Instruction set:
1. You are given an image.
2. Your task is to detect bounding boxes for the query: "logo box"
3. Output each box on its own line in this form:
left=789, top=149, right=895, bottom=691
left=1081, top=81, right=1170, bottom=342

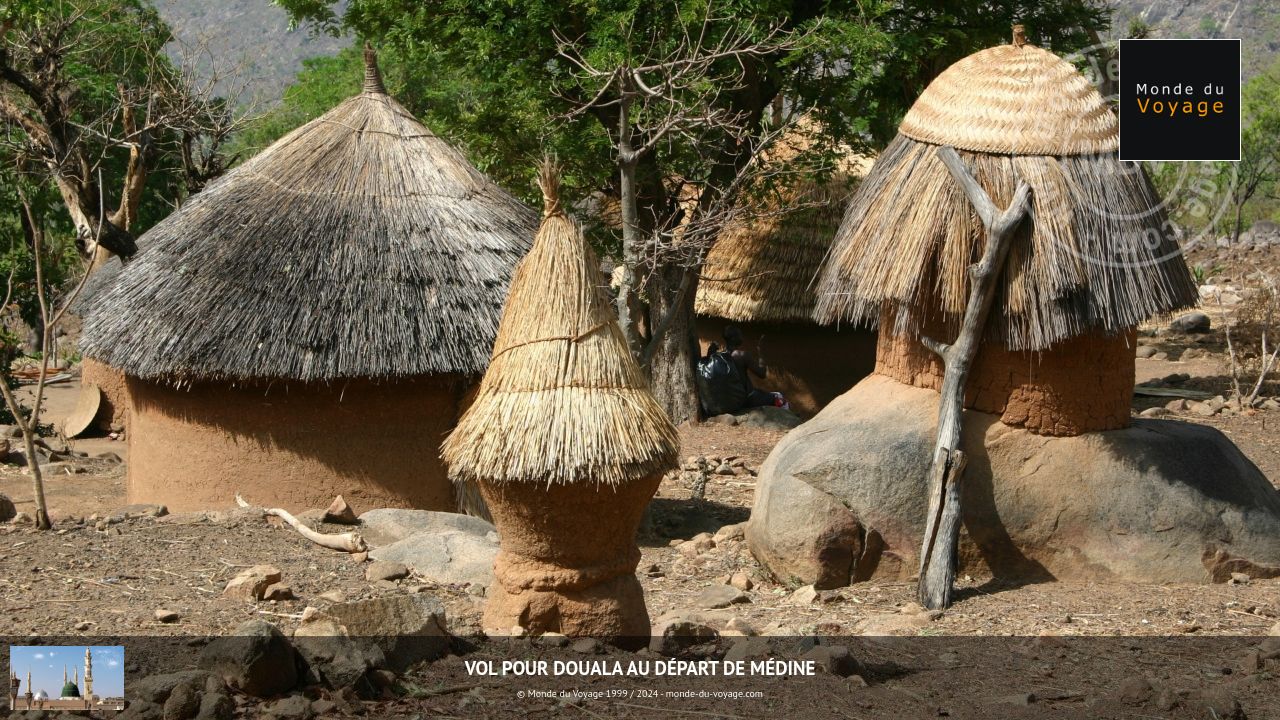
left=1118, top=38, right=1241, bottom=162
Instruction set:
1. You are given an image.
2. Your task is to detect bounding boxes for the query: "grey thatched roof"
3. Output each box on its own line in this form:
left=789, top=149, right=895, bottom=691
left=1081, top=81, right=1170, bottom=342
left=80, top=50, right=537, bottom=383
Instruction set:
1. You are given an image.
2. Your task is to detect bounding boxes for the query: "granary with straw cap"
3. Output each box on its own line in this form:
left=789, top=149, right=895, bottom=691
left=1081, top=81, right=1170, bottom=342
left=76, top=46, right=536, bottom=513
left=443, top=162, right=678, bottom=645
left=695, top=124, right=876, bottom=416
left=747, top=27, right=1280, bottom=600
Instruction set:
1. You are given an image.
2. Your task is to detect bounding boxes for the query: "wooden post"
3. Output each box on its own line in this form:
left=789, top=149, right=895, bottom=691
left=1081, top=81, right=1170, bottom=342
left=916, top=146, right=1031, bottom=610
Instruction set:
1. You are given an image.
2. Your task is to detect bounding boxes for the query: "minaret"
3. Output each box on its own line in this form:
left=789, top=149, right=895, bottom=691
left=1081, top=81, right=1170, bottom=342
left=62, top=665, right=66, bottom=685
left=83, top=647, right=93, bottom=698
left=73, top=666, right=78, bottom=689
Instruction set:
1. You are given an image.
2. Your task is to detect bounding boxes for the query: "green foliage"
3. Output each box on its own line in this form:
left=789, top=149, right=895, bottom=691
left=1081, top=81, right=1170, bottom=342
left=269, top=0, right=1108, bottom=208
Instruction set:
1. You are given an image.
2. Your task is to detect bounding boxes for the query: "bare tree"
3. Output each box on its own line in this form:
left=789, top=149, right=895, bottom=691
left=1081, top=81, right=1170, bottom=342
left=0, top=5, right=255, bottom=266
left=0, top=187, right=93, bottom=530
left=553, top=6, right=818, bottom=420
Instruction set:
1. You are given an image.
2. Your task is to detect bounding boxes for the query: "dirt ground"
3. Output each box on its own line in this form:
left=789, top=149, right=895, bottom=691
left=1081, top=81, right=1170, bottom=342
left=2, top=338, right=1279, bottom=717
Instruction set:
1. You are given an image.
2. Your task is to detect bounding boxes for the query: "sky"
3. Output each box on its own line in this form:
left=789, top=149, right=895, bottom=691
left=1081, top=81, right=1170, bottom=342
left=8, top=646, right=125, bottom=698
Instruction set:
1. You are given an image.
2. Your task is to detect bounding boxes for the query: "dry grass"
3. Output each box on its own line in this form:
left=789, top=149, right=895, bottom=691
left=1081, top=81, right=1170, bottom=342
left=80, top=50, right=537, bottom=382
left=442, top=164, right=679, bottom=486
left=814, top=137, right=1198, bottom=351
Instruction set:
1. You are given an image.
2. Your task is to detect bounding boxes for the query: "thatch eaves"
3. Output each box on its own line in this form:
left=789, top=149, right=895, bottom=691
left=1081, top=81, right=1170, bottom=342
left=79, top=48, right=537, bottom=383
left=813, top=42, right=1197, bottom=350
left=442, top=165, right=679, bottom=486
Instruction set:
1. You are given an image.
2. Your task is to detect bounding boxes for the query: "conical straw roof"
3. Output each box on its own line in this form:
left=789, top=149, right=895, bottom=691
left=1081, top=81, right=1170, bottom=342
left=79, top=46, right=536, bottom=383
left=898, top=41, right=1117, bottom=156
left=442, top=163, right=679, bottom=486
left=696, top=124, right=871, bottom=323
left=814, top=34, right=1196, bottom=350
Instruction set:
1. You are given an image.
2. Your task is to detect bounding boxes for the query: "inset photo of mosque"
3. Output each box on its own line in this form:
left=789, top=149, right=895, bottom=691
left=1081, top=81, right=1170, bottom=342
left=8, top=645, right=126, bottom=714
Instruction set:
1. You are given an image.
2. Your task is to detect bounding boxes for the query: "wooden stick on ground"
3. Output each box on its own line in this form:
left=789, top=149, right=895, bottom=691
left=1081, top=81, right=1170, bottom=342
left=917, top=146, right=1031, bottom=610
left=235, top=493, right=367, bottom=553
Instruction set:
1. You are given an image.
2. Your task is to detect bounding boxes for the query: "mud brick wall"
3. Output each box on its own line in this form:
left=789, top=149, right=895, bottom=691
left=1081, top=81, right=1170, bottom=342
left=874, top=321, right=1136, bottom=436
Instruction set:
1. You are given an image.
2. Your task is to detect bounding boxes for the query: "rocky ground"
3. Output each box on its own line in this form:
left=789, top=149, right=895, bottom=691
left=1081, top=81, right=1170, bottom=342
left=3, top=297, right=1280, bottom=717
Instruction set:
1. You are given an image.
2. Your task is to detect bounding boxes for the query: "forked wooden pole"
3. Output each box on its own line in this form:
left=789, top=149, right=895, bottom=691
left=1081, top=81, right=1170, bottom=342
left=917, top=146, right=1031, bottom=610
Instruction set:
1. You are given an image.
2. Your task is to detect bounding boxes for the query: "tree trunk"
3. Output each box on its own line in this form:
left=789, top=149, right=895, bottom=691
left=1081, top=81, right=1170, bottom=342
left=917, top=147, right=1031, bottom=610
left=646, top=266, right=700, bottom=423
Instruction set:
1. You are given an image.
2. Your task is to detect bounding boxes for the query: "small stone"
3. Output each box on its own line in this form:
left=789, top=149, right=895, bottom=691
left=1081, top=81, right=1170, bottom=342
left=1135, top=345, right=1158, bottom=359
left=351, top=551, right=368, bottom=563
left=535, top=632, right=570, bottom=648
left=323, top=495, right=358, bottom=525
left=788, top=585, right=819, bottom=605
left=708, top=413, right=738, bottom=426
left=649, top=615, right=718, bottom=655
left=365, top=560, right=410, bottom=583
left=1269, top=621, right=1280, bottom=636
left=1165, top=399, right=1188, bottom=412
left=1113, top=676, right=1153, bottom=705
left=1262, top=398, right=1280, bottom=411
left=723, top=617, right=756, bottom=636
left=317, top=590, right=346, bottom=604
left=715, top=462, right=736, bottom=476
left=263, top=583, right=295, bottom=601
left=73, top=621, right=92, bottom=631
left=1139, top=407, right=1171, bottom=417
left=1169, top=311, right=1211, bottom=334
left=729, top=572, right=753, bottom=591
left=311, top=699, right=338, bottom=716
left=802, top=644, right=861, bottom=678
left=713, top=523, right=746, bottom=543
left=697, top=584, right=750, bottom=609
left=12, top=511, right=32, bottom=525
left=265, top=694, right=315, bottom=719
left=1229, top=572, right=1251, bottom=584
left=1152, top=352, right=1169, bottom=360
left=223, top=565, right=283, bottom=601
left=155, top=608, right=181, bottom=623
left=571, top=638, right=603, bottom=654
left=1191, top=401, right=1218, bottom=417
left=676, top=534, right=716, bottom=556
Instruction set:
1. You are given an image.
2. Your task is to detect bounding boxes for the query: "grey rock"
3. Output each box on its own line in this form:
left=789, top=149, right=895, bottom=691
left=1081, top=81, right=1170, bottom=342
left=162, top=682, right=201, bottom=719
left=322, top=593, right=449, bottom=672
left=747, top=375, right=1280, bottom=588
left=723, top=637, right=774, bottom=663
left=293, top=616, right=384, bottom=690
left=199, top=620, right=298, bottom=697
left=364, top=561, right=409, bottom=583
left=737, top=405, right=803, bottom=430
left=707, top=413, right=738, bottom=426
left=697, top=584, right=750, bottom=609
left=649, top=614, right=718, bottom=656
left=369, top=530, right=496, bottom=588
left=195, top=693, right=233, bottom=720
left=1135, top=345, right=1158, bottom=359
left=130, top=670, right=220, bottom=705
left=1169, top=311, right=1211, bottom=334
left=802, top=644, right=861, bottom=677
left=264, top=695, right=314, bottom=720
left=357, top=509, right=494, bottom=548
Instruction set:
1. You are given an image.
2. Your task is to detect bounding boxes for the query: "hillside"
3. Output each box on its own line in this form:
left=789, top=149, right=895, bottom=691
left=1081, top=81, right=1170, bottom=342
left=154, top=0, right=349, bottom=104
left=1113, top=0, right=1280, bottom=76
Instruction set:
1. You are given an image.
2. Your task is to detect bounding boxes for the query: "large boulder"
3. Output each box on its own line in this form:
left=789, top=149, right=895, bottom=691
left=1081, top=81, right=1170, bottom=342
left=747, top=375, right=1280, bottom=587
left=198, top=619, right=298, bottom=697
left=357, top=509, right=495, bottom=547
left=368, top=530, right=496, bottom=588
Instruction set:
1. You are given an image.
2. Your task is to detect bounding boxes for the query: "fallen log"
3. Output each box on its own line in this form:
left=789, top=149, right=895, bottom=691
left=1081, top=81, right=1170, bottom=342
left=235, top=493, right=368, bottom=553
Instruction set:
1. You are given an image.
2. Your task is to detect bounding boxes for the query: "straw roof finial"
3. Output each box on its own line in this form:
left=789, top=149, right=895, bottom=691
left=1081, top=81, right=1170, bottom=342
left=363, top=41, right=386, bottom=94
left=537, top=157, right=564, bottom=218
left=1012, top=24, right=1028, bottom=47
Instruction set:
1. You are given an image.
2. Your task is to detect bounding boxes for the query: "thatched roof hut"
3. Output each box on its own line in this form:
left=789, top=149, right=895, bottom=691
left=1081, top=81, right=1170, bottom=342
left=814, top=40, right=1197, bottom=351
left=443, top=165, right=678, bottom=486
left=693, top=132, right=876, bottom=415
left=77, top=47, right=536, bottom=512
left=813, top=36, right=1198, bottom=436
left=443, top=165, right=676, bottom=642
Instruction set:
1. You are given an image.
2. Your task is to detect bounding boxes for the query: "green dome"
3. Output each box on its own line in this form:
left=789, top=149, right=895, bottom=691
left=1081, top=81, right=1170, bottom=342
left=60, top=681, right=81, bottom=698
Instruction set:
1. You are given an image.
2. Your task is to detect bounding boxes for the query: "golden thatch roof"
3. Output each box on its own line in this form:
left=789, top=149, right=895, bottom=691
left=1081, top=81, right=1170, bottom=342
left=899, top=43, right=1118, bottom=156
left=814, top=41, right=1196, bottom=351
left=695, top=134, right=872, bottom=324
left=79, top=48, right=537, bottom=382
left=442, top=165, right=679, bottom=486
